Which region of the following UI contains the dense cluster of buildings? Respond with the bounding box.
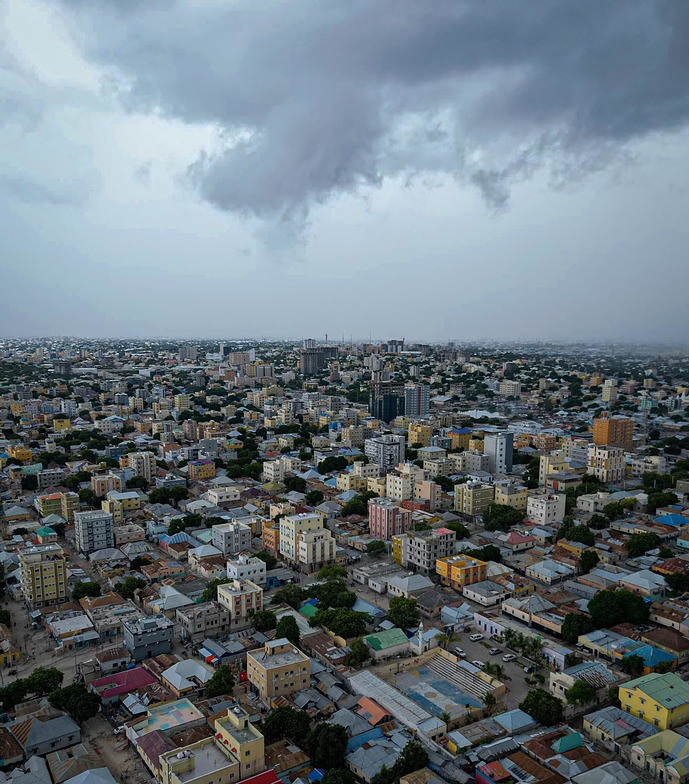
[2,337,689,784]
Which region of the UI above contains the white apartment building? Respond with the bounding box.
[526,493,566,526]
[126,451,157,483]
[74,510,114,555]
[226,555,267,585]
[216,580,263,630]
[212,522,252,555]
[365,434,406,470]
[206,487,241,505]
[279,513,336,573]
[262,459,285,483]
[588,445,626,483]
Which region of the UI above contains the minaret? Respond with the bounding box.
[417,620,424,655]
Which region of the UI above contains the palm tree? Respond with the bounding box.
[503,628,517,650]
[438,631,457,651]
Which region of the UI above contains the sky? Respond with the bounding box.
[2,0,689,343]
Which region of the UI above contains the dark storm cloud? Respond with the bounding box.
[59,0,689,217]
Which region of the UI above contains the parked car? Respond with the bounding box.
[502,653,516,662]
[489,647,501,655]
[472,660,485,669]
[470,633,484,642]
[524,665,534,674]
[455,648,467,658]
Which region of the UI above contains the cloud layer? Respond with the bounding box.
[59,0,689,217]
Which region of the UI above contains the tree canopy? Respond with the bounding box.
[388,597,420,628]
[204,665,235,698]
[275,615,300,647]
[483,504,525,531]
[519,689,563,725]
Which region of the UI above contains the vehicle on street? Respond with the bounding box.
[472,660,485,669]
[524,665,533,674]
[470,633,484,641]
[502,653,516,662]
[455,648,466,658]
[489,647,500,655]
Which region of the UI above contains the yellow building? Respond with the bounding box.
[102,491,141,525]
[593,414,634,453]
[436,555,488,590]
[52,417,71,432]
[92,473,122,497]
[19,543,67,608]
[8,445,33,464]
[336,473,368,493]
[279,513,337,572]
[494,484,528,511]
[468,438,484,451]
[620,672,689,730]
[173,394,191,411]
[246,638,311,703]
[408,423,432,447]
[188,459,216,482]
[217,580,263,630]
[448,429,472,450]
[367,477,387,497]
[454,482,494,517]
[36,491,79,522]
[588,445,626,484]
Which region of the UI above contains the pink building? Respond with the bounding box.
[368,498,412,540]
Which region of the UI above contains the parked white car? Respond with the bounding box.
[470,633,484,642]
[502,653,517,662]
[472,660,485,669]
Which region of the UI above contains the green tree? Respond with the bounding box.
[253,610,277,631]
[311,608,368,639]
[393,742,429,778]
[366,540,387,557]
[561,613,595,643]
[262,707,311,744]
[483,504,524,532]
[202,578,231,602]
[204,665,235,698]
[126,476,148,489]
[579,550,600,575]
[306,723,348,769]
[0,680,28,709]
[564,525,595,547]
[318,456,348,474]
[388,597,420,628]
[519,689,563,725]
[566,680,596,706]
[305,490,325,506]
[284,476,307,493]
[255,550,277,570]
[619,654,645,677]
[647,490,679,513]
[148,487,172,505]
[344,637,371,668]
[445,521,470,539]
[341,491,378,517]
[130,555,153,571]
[114,576,146,600]
[26,667,64,696]
[271,584,307,609]
[318,564,348,581]
[275,615,300,647]
[588,589,650,628]
[169,485,189,503]
[626,532,661,558]
[459,544,503,563]
[72,581,102,601]
[49,683,101,723]
[322,770,355,784]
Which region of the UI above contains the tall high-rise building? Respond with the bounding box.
[19,544,67,608]
[74,509,114,555]
[484,432,514,474]
[299,342,338,376]
[593,414,634,453]
[404,383,430,418]
[178,345,198,361]
[369,381,405,422]
[124,451,157,483]
[365,434,406,469]
[368,498,412,540]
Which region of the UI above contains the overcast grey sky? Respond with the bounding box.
[2,0,689,342]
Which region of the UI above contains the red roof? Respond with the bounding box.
[240,771,279,784]
[90,667,157,698]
